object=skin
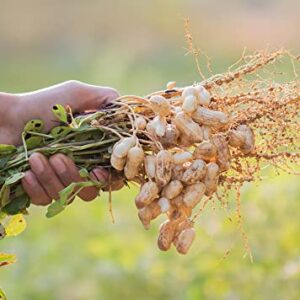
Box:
[0,80,124,206]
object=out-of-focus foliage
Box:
[0,1,299,299]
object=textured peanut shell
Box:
[110,153,126,171]
[183,182,206,208]
[236,125,255,154]
[124,146,144,180]
[204,162,219,197]
[144,155,156,180]
[172,151,193,165]
[174,111,203,143]
[175,228,196,255]
[181,159,207,184]
[182,94,198,114]
[211,134,231,172]
[112,136,136,158]
[157,220,176,251]
[135,181,159,209]
[149,95,171,117]
[192,107,228,129]
[160,123,180,147]
[162,180,183,199]
[155,150,173,187]
[193,141,217,163]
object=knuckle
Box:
[64,80,83,90]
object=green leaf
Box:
[0,211,7,222]
[0,288,7,300]
[51,126,72,138]
[0,185,10,208]
[0,156,11,169]
[2,194,30,215]
[24,119,44,132]
[5,214,26,237]
[0,252,17,268]
[46,181,98,218]
[75,132,92,142]
[0,144,17,156]
[45,201,65,218]
[5,173,25,186]
[25,136,44,150]
[60,181,98,205]
[0,223,6,240]
[52,104,68,123]
[79,168,89,178]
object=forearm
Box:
[0,93,22,145]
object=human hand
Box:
[0,80,124,205]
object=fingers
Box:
[22,152,125,206]
[22,171,51,206]
[49,154,100,201]
[73,83,120,111]
[28,153,65,200]
[93,169,125,192]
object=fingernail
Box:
[91,168,108,182]
[30,154,45,174]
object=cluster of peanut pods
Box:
[110,82,255,255]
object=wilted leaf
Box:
[0,223,6,240]
[0,185,10,207]
[5,173,25,186]
[24,119,44,132]
[0,288,7,300]
[0,253,17,267]
[52,104,68,123]
[5,214,26,237]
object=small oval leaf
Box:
[52,104,68,123]
[5,214,26,237]
[5,173,25,186]
[25,136,44,150]
[24,119,44,133]
[51,126,72,138]
[0,253,17,268]
[0,144,17,155]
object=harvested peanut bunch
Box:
[0,50,299,256]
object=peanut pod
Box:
[192,107,228,129]
[204,162,219,197]
[183,182,206,208]
[155,150,173,187]
[181,159,206,184]
[135,181,159,209]
[174,111,203,143]
[124,146,144,180]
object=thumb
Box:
[72,82,120,112]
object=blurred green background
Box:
[0,0,300,299]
